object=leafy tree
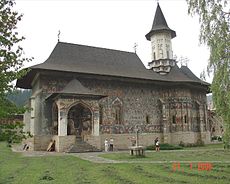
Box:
[187,0,230,147]
[0,0,32,100]
[0,121,32,146]
[0,98,25,118]
[0,0,32,144]
[0,98,29,145]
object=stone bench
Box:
[129,146,145,156]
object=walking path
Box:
[69,150,230,164]
[12,145,229,164]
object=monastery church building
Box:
[17,3,211,152]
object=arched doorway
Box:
[67,103,92,138]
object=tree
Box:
[0,0,32,144]
[0,98,24,118]
[187,0,230,147]
[0,0,32,101]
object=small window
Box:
[146,115,150,124]
[167,51,169,58]
[172,115,176,124]
[99,105,103,124]
[184,115,187,124]
[153,52,156,60]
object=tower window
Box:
[153,52,156,60]
[167,51,169,58]
[159,49,163,58]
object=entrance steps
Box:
[67,137,101,153]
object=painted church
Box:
[17,3,211,152]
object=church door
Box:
[67,103,92,138]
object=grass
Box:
[100,149,230,162]
[100,144,228,162]
[0,142,230,184]
[182,143,224,149]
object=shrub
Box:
[146,143,183,150]
[0,121,32,146]
[211,136,223,142]
[178,139,205,147]
[179,141,185,147]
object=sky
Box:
[14,0,211,82]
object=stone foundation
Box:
[33,135,53,151]
[53,135,76,152]
[28,131,211,152]
[84,133,162,150]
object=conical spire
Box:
[145,3,176,41]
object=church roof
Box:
[145,3,176,40]
[16,42,209,89]
[46,79,106,100]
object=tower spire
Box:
[146,3,177,75]
[145,3,176,41]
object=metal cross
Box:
[133,43,138,53]
[58,30,61,42]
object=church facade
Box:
[17,4,210,152]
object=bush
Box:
[179,140,204,147]
[0,121,32,146]
[218,136,223,142]
[211,135,223,142]
[146,143,183,150]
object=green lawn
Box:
[100,145,229,162]
[0,142,230,184]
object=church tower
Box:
[146,3,176,75]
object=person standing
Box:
[104,138,109,152]
[155,137,160,152]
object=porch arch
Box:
[67,102,93,137]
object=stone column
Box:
[30,96,35,135]
[203,104,208,131]
[93,110,100,136]
[58,110,67,136]
[162,102,169,143]
[199,104,204,132]
[187,102,192,131]
[57,100,67,136]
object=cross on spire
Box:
[58,30,61,42]
[133,43,138,53]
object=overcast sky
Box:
[15,0,211,81]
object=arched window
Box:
[112,98,123,124]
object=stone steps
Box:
[67,138,101,153]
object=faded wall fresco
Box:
[38,74,208,135]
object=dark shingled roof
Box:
[16,42,209,89]
[145,3,176,40]
[46,79,106,100]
